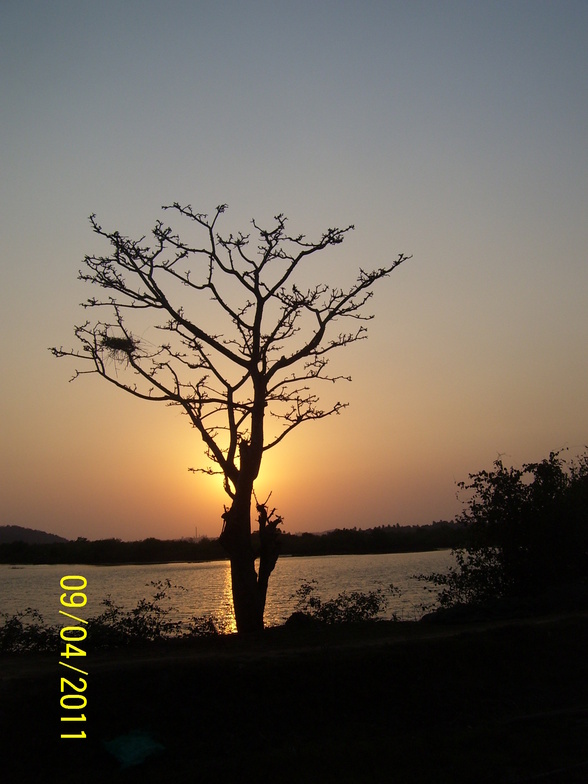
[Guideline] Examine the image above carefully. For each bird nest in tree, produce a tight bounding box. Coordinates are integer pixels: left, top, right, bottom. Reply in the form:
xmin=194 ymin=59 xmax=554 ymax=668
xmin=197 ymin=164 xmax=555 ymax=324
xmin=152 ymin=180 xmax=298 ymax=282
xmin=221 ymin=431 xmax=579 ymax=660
xmin=100 ymin=335 xmax=138 ymax=356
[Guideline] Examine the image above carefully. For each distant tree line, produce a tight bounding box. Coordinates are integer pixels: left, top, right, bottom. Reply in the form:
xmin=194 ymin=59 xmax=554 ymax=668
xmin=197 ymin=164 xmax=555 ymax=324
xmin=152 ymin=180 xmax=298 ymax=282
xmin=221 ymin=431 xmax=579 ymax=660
xmin=0 ymin=521 xmax=464 ymax=565
xmin=0 ymin=536 xmax=222 ymax=565
xmin=279 ymin=521 xmax=465 ymax=557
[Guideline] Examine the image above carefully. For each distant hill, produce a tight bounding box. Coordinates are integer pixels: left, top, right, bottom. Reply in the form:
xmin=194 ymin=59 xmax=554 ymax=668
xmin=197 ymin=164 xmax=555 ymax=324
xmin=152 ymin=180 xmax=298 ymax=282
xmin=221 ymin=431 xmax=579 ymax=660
xmin=0 ymin=525 xmax=69 ymax=544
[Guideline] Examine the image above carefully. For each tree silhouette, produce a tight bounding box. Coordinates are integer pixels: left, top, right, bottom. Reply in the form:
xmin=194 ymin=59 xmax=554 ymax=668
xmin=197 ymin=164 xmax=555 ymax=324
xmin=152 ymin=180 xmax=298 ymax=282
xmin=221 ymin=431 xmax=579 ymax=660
xmin=52 ymin=203 xmax=409 ymax=632
xmin=423 ymin=449 xmax=588 ymax=612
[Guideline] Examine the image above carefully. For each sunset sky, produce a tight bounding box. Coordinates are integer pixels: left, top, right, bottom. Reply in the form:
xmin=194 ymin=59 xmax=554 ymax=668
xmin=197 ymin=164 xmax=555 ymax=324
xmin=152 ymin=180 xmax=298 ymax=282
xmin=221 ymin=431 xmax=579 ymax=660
xmin=1 ymin=1 xmax=587 ymax=541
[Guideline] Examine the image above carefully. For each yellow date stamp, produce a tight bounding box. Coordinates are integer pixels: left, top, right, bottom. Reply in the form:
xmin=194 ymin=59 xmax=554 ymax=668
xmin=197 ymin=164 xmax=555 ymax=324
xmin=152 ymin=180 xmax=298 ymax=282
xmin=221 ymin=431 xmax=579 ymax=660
xmin=59 ymin=575 xmax=88 ymax=739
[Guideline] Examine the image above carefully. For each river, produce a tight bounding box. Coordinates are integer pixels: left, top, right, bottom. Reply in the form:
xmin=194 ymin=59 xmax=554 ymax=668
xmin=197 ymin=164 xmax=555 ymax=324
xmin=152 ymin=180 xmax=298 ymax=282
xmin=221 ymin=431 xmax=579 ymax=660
xmin=0 ymin=550 xmax=453 ymax=632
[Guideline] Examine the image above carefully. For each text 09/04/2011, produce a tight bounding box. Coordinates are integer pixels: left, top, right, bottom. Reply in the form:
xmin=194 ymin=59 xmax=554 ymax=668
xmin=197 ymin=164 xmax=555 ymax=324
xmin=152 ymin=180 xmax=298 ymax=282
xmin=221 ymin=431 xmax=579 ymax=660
xmin=59 ymin=575 xmax=88 ymax=739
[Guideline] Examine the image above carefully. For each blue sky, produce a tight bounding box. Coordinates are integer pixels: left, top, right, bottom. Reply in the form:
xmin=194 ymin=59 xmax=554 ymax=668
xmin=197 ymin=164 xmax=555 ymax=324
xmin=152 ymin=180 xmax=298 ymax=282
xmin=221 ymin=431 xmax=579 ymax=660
xmin=1 ymin=1 xmax=587 ymax=539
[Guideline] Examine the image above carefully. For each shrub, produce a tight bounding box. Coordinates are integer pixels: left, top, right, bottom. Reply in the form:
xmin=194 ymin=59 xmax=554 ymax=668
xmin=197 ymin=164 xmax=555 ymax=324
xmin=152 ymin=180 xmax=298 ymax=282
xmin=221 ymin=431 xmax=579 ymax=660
xmin=291 ymin=580 xmax=398 ymax=623
xmin=87 ymin=579 xmax=228 ymax=645
xmin=0 ymin=608 xmax=58 ymax=653
xmin=423 ymin=449 xmax=588 ymax=612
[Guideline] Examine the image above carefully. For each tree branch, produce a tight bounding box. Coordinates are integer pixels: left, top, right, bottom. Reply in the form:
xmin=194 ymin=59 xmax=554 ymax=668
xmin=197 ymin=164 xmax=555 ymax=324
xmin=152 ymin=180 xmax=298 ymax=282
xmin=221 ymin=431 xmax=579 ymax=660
xmin=51 ymin=204 xmax=409 ymax=499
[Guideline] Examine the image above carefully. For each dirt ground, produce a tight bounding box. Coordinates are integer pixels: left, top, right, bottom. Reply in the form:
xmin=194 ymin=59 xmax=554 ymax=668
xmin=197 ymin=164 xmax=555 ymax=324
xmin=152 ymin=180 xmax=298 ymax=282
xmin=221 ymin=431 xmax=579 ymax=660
xmin=2 ymin=613 xmax=587 ymax=783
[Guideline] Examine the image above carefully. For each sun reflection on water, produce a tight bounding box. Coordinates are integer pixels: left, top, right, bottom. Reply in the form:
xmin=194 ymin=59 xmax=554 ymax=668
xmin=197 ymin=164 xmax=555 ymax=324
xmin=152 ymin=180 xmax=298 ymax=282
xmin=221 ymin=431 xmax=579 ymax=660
xmin=219 ymin=565 xmax=237 ymax=633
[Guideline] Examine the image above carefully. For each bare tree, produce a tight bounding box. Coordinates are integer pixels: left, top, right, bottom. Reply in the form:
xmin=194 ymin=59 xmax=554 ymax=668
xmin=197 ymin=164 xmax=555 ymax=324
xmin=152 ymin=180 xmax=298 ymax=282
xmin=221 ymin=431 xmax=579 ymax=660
xmin=52 ymin=203 xmax=409 ymax=632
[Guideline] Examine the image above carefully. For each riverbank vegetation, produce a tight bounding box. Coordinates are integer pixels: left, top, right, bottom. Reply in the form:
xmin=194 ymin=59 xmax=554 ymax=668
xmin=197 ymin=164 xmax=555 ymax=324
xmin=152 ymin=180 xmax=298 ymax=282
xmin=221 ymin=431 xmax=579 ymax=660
xmin=0 ymin=579 xmax=222 ymax=654
xmin=422 ymin=448 xmax=588 ymax=619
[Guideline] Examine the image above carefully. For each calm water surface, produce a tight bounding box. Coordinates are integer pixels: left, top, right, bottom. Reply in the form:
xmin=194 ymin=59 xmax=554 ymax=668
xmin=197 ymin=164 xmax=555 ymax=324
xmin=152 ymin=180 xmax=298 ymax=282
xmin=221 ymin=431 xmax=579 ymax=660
xmin=0 ymin=551 xmax=453 ymax=632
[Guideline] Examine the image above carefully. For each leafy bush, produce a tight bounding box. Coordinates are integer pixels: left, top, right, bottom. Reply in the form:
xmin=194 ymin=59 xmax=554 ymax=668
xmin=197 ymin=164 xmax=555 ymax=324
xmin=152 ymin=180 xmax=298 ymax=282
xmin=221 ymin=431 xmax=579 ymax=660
xmin=0 ymin=608 xmax=58 ymax=653
xmin=87 ymin=579 xmax=228 ymax=645
xmin=87 ymin=580 xmax=185 ymax=646
xmin=292 ymin=580 xmax=398 ymax=623
xmin=423 ymin=449 xmax=588 ymax=612
xmin=183 ymin=613 xmax=226 ymax=637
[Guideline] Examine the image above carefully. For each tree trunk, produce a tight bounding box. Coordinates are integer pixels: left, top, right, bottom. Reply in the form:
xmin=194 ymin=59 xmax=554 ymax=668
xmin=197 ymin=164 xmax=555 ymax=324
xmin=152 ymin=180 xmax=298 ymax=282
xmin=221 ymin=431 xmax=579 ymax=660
xmin=219 ymin=490 xmax=282 ymax=632
xmin=229 ymin=552 xmax=263 ymax=633
xmin=219 ymin=492 xmax=264 ymax=633
xmin=218 ymin=425 xmax=281 ymax=633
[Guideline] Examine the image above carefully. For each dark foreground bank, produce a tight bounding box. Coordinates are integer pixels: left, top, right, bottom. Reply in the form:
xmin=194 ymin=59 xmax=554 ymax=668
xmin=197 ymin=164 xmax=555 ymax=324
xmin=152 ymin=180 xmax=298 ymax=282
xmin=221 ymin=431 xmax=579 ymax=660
xmin=2 ymin=613 xmax=587 ymax=784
